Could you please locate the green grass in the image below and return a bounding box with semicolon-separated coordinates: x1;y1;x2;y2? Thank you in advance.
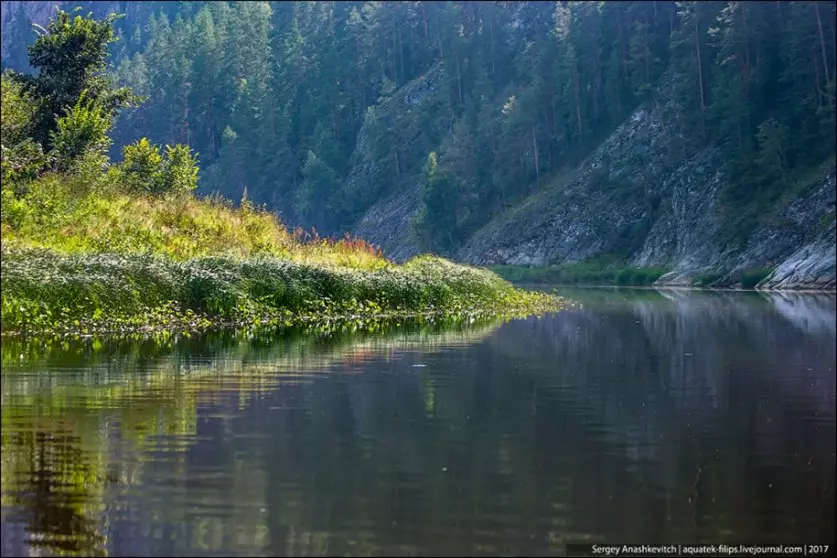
492;259;669;287
1;172;566;336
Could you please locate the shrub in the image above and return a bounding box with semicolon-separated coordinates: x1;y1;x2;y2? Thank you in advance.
161;144;199;195
49;90;112;172
0;72;46;187
121;138;199;196
121;138;163;194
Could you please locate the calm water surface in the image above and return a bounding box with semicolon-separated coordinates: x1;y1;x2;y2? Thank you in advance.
1;288;835;556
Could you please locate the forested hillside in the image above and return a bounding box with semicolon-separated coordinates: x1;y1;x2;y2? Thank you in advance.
2;1;835;282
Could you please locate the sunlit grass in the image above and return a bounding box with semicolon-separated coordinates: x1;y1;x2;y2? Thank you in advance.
1;173;567;335
2;172;386;270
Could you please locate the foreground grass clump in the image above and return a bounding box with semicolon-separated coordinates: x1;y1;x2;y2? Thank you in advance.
1;245;565;336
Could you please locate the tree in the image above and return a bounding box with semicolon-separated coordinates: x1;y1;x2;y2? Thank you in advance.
412;151;461;253
754;118;789;187
120;138;198;196
669;1;719;142
297;150;340;230
160;144;199;195
23;8;141;149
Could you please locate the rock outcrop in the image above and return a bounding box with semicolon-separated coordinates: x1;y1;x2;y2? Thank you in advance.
346;67;835;290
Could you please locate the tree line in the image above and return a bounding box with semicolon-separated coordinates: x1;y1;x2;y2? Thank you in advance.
3;1;835;254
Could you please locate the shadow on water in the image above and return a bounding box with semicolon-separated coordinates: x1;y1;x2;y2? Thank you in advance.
1;291;835;556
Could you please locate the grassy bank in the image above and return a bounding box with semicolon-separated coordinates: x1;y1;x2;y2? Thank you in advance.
494;261;775;290
492;260;670;287
1;177;565;336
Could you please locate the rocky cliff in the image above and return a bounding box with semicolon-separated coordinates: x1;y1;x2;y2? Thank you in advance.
350;65;448;263
349;70;835;291
1;1;153;62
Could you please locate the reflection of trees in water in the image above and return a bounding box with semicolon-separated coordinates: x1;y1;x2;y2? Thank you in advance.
1;297;833;555
2;430;108;556
480;291;835;545
1;319;505;556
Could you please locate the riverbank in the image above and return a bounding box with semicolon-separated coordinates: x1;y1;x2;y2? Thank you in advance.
1;244;563;336
0;182;565;336
492;261;670;287
491;262;781;290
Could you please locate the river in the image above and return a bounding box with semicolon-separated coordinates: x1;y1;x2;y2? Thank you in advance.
1;288;834;556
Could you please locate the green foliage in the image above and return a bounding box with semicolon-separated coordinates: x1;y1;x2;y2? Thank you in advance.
121;137;163;193
297;150;340;229
120;138;198;196
0;72;39;144
0;244;566;336
25;8;142;149
0;72;46;187
50;91;113;172
412;152;462;254
160;144;199;195
43;0;823;252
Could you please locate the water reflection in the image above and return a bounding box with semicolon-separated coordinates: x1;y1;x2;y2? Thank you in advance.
1;292;834;556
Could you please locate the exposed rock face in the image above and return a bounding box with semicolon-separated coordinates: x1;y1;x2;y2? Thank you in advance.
350;64;445;263
451;95;835;289
758;220;836;290
0;0;63;60
346;66;835;290
1;1;152;62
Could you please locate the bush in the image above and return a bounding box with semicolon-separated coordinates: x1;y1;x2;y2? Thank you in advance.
121;138;199;196
49;91;112;172
161;144;199;195
1;72;46;187
121;138;163;193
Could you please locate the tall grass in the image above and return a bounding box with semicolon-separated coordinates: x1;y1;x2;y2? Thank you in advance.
2;173;386;269
1;173;566;335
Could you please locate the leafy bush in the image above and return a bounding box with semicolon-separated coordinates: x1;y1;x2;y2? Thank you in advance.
0;72;46;187
121;138;199;196
49;91;112;172
161;144;199;194
121;137;163;193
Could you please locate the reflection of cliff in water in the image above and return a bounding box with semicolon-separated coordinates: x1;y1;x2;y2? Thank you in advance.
481;290;835;542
